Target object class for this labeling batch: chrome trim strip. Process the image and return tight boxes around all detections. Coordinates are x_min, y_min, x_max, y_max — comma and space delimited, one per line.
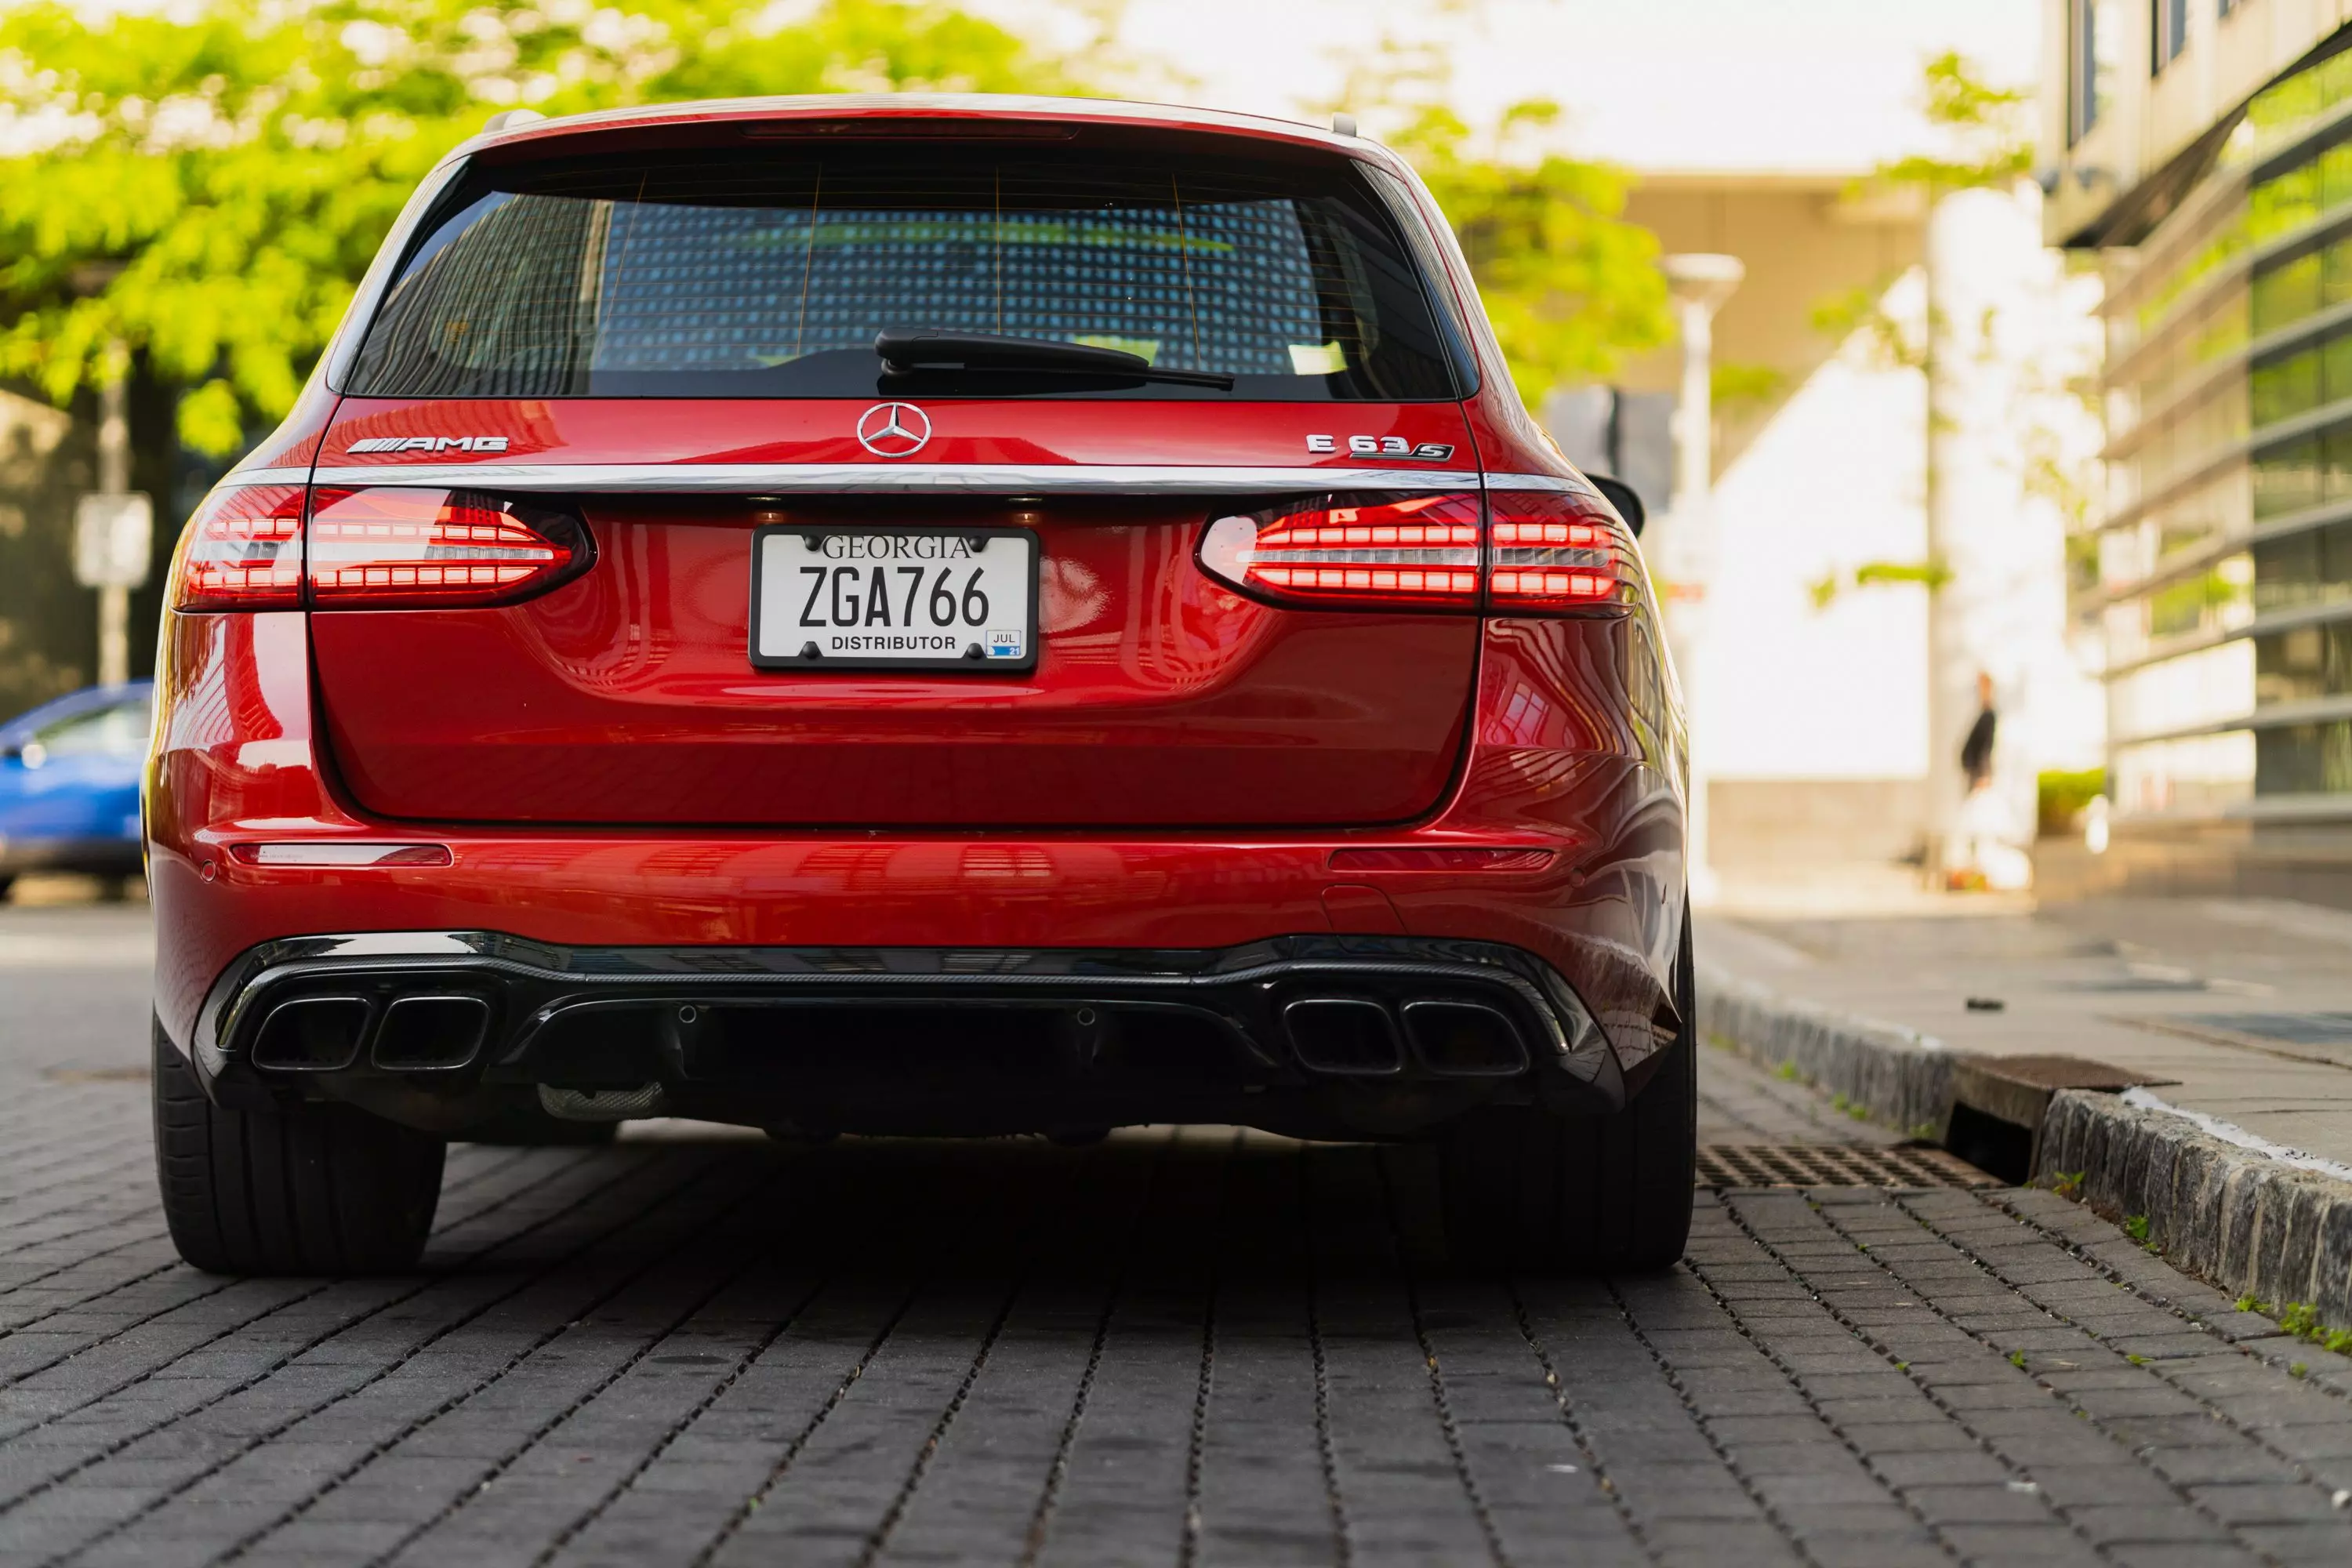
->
302, 462, 1492, 495
1486, 472, 1593, 495
228, 463, 1594, 497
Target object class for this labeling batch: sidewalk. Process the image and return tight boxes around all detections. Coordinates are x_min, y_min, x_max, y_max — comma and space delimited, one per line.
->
1697, 886, 2352, 1325
1703, 894, 2352, 1169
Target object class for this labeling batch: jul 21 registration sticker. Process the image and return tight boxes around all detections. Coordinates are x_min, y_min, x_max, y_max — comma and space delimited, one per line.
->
750, 527, 1039, 671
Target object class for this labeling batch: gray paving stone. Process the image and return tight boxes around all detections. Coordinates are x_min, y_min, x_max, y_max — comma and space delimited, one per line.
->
2024, 1462, 2198, 1508
1932, 1521, 2109, 1564
2058, 1501, 2234, 1544
2, 999, 2350, 1564
1798, 1531, 1950, 1568
2101, 1544, 2268, 1568
2187, 1480, 2352, 1523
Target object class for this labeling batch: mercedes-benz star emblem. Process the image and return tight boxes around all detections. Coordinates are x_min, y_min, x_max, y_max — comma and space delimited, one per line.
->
856, 401, 931, 459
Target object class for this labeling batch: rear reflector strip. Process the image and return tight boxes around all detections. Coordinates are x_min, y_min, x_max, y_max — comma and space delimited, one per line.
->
1327, 848, 1557, 872
230, 843, 452, 867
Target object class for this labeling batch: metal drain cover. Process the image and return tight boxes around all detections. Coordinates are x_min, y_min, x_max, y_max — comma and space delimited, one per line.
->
1697, 1143, 2004, 1189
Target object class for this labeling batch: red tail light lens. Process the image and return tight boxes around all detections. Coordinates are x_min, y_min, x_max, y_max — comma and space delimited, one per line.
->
172, 485, 304, 610
1486, 488, 1642, 610
1198, 492, 1483, 609
1196, 487, 1640, 616
307, 488, 586, 608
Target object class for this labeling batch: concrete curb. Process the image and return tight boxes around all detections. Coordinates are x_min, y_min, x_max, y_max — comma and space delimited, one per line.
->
2039, 1090, 2352, 1328
1698, 960, 2352, 1327
1697, 961, 1955, 1139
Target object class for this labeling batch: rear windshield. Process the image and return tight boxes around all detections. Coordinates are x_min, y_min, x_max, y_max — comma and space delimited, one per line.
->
347, 142, 1464, 401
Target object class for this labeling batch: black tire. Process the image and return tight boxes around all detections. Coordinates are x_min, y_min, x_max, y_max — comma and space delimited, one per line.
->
151, 1017, 446, 1275
1441, 910, 1697, 1274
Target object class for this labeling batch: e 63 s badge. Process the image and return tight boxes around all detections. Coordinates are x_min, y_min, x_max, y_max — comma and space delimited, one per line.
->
1308, 434, 1457, 461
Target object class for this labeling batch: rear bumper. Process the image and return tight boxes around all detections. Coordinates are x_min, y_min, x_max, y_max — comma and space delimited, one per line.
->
147, 612, 1689, 1102
181, 931, 1628, 1136
151, 826, 1683, 1102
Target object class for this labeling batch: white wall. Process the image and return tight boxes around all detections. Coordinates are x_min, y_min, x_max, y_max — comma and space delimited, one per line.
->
1698, 270, 1932, 782
1698, 214, 2107, 805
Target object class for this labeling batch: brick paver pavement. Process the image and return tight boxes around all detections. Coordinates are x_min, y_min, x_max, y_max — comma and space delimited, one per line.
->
3, 906, 2351, 1565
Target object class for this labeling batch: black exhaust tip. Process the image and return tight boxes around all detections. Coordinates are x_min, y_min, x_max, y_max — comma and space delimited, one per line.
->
1403, 1000, 1530, 1076
1283, 998, 1404, 1076
250, 996, 370, 1073
372, 995, 492, 1073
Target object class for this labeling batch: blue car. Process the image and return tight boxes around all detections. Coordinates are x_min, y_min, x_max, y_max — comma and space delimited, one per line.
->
0, 682, 153, 898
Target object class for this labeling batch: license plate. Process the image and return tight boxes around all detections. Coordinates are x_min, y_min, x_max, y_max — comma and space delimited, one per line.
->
750, 526, 1039, 671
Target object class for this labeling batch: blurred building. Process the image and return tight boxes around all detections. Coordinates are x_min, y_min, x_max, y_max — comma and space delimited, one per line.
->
1554, 173, 2105, 883
0, 379, 197, 727
2042, 1, 2352, 898
0, 389, 96, 720
1550, 176, 1930, 878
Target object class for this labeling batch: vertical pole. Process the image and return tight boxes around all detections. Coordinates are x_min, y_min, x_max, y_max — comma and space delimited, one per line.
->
1657, 254, 1744, 904
96, 344, 130, 688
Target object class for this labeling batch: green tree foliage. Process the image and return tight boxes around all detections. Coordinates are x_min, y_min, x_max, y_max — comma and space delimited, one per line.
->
1325, 39, 1669, 407
1811, 53, 2102, 626
3, 0, 1672, 454
1395, 103, 1671, 404
0, 0, 1084, 454
1877, 49, 2034, 196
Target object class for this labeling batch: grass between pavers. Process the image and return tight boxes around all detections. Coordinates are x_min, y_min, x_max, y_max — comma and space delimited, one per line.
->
1697, 964, 2352, 1343
2234, 1296, 2352, 1356
2035, 1090, 2352, 1338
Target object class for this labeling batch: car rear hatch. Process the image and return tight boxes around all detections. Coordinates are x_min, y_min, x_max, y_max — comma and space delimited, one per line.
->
299, 121, 1489, 829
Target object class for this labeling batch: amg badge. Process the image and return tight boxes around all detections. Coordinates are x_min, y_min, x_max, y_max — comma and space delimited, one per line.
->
347, 435, 511, 455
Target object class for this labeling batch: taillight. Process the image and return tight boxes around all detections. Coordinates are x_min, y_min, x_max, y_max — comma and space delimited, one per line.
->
172, 485, 304, 610
307, 488, 586, 608
1196, 486, 1641, 614
1199, 492, 1483, 609
1486, 488, 1642, 611
170, 484, 589, 612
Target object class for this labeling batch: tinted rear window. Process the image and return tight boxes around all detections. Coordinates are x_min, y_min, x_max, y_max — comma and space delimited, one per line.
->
347, 143, 1462, 401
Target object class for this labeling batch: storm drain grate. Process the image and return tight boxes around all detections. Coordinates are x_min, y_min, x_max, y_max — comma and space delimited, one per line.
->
1697, 1143, 2004, 1190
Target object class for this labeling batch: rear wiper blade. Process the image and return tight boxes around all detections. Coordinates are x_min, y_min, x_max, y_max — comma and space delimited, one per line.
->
873, 329, 1236, 390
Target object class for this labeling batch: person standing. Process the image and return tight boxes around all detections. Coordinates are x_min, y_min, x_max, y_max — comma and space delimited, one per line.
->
1951, 673, 2029, 890
1961, 671, 1998, 790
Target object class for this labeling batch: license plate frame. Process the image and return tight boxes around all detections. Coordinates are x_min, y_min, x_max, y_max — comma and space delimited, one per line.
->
748, 524, 1040, 673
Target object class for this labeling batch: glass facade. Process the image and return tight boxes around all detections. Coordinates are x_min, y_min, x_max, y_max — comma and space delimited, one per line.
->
2096, 46, 2352, 817
2070, 1, 2124, 144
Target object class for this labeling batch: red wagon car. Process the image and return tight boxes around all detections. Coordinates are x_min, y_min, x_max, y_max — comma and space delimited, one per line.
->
144, 95, 1692, 1276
